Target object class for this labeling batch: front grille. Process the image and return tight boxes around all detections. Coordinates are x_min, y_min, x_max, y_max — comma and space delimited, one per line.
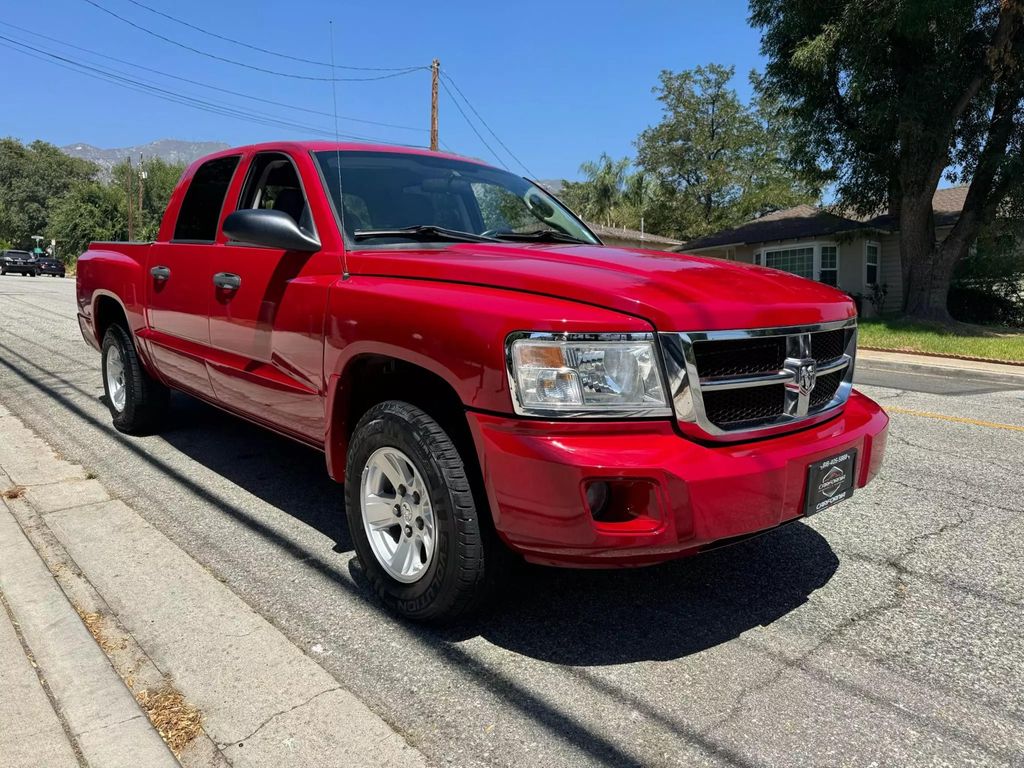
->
809, 370, 843, 408
692, 337, 785, 378
811, 329, 846, 363
703, 385, 785, 428
661, 320, 856, 440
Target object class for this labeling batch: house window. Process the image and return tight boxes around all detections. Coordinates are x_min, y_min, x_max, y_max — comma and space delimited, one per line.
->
865, 242, 880, 285
754, 242, 839, 285
761, 246, 815, 279
820, 246, 838, 286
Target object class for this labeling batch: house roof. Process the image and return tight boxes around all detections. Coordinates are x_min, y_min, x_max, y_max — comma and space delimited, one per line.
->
588, 223, 682, 246
680, 186, 969, 251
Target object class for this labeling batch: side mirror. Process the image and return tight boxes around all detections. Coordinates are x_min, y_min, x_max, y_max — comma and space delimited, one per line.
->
222, 209, 321, 252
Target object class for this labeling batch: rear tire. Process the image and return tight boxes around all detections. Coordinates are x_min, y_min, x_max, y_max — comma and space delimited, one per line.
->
101, 324, 170, 435
345, 400, 495, 622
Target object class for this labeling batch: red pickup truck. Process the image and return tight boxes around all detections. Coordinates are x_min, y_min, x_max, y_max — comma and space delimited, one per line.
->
77, 142, 888, 621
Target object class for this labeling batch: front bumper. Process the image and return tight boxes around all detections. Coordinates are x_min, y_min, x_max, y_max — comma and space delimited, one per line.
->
468, 390, 887, 567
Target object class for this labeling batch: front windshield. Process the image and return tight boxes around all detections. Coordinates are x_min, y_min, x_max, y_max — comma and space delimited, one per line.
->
314, 150, 599, 246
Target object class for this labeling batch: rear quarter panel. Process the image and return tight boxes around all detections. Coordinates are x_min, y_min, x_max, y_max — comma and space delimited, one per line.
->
76, 243, 151, 348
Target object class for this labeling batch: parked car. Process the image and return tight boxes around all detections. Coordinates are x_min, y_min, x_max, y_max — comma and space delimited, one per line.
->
1, 250, 39, 276
76, 142, 888, 621
36, 257, 66, 277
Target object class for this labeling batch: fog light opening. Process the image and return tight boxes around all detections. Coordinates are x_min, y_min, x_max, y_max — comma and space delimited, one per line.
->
585, 481, 611, 521
585, 479, 659, 525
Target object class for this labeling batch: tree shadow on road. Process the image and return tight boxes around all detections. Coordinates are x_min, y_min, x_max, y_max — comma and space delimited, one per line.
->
159, 393, 838, 667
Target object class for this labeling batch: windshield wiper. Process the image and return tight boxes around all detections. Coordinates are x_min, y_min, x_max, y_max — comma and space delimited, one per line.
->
490, 229, 589, 244
353, 225, 499, 244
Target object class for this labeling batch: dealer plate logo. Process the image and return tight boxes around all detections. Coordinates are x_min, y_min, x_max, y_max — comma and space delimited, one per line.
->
819, 466, 847, 497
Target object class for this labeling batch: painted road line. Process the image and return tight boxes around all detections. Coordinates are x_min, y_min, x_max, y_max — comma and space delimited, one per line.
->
886, 406, 1024, 433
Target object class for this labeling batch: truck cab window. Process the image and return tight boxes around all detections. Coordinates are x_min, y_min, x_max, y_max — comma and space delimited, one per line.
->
173, 155, 240, 242
238, 153, 314, 236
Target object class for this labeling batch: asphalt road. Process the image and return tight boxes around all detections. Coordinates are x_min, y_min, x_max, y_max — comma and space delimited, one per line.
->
2, 276, 1023, 768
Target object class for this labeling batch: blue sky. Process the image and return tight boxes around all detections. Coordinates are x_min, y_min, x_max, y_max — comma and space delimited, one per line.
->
0, 0, 764, 180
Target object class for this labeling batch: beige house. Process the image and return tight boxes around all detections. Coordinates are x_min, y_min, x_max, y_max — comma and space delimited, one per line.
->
678, 187, 969, 315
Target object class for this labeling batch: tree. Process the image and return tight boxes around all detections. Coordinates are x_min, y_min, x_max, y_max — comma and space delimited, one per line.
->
47, 181, 126, 260
561, 154, 631, 226
635, 64, 818, 239
750, 0, 1024, 320
0, 138, 97, 248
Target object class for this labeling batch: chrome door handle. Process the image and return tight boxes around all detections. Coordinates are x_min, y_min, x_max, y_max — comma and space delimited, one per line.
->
150, 265, 171, 281
213, 272, 242, 291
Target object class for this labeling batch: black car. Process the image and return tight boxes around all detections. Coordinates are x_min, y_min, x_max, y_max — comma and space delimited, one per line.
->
1, 250, 39, 276
36, 257, 66, 277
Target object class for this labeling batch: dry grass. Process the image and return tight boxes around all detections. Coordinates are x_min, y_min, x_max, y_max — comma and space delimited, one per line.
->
2, 485, 26, 500
77, 611, 126, 654
136, 682, 204, 755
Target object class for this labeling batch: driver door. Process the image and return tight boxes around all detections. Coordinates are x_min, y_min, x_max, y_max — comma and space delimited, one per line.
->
206, 151, 340, 444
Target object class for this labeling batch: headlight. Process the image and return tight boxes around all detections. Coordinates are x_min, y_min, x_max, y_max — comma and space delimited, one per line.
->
506, 333, 671, 417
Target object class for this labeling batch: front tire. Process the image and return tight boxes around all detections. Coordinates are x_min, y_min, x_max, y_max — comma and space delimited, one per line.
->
345, 400, 494, 622
101, 324, 169, 434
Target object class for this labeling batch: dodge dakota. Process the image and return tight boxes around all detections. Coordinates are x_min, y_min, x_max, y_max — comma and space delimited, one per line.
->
76, 142, 888, 621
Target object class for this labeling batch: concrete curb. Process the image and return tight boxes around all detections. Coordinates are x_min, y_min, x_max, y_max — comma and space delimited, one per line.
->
0, 483, 180, 768
0, 404, 429, 768
857, 350, 1024, 387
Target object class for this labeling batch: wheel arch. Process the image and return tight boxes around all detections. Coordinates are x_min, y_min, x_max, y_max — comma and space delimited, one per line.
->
325, 349, 474, 485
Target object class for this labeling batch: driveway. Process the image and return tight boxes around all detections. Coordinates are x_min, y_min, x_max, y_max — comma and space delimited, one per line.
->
2, 276, 1023, 767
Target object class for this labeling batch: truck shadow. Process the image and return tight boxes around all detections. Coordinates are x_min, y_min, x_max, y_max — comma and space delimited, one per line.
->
160, 393, 838, 666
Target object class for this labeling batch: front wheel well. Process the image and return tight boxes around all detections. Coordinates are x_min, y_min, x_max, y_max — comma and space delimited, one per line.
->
331, 356, 478, 482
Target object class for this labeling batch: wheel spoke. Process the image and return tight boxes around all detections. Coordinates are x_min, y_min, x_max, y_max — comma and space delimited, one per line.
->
390, 536, 414, 575
363, 493, 397, 528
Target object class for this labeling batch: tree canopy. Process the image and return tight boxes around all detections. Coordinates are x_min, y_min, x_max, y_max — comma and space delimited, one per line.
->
0, 138, 185, 261
750, 0, 1024, 319
562, 65, 819, 240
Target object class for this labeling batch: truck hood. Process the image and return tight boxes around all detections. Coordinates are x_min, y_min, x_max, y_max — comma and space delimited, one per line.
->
345, 243, 856, 331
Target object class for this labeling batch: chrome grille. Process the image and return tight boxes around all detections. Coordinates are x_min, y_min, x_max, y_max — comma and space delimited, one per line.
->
660, 318, 857, 440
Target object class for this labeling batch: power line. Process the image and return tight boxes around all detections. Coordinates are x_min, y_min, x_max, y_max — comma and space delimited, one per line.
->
122, 0, 412, 71
0, 20, 428, 134
438, 77, 509, 169
440, 71, 535, 177
0, 35, 425, 147
80, 0, 428, 82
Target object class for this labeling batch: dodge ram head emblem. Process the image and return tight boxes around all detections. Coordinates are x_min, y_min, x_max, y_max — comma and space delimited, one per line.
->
795, 361, 817, 396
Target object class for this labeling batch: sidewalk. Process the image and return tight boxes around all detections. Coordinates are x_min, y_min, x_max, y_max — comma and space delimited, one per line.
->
857, 347, 1024, 386
0, 402, 429, 768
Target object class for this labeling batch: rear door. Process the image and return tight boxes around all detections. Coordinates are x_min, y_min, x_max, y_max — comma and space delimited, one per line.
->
206, 150, 340, 444
145, 155, 240, 397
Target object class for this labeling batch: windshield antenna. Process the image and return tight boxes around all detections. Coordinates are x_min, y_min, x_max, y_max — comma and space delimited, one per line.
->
328, 20, 347, 264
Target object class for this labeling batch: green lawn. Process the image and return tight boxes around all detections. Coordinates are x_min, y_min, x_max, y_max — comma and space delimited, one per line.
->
858, 318, 1024, 363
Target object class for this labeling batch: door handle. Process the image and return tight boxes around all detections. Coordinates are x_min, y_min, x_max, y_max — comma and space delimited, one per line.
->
150, 265, 171, 281
213, 272, 242, 291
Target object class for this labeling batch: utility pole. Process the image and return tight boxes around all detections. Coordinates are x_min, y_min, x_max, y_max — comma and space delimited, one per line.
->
126, 156, 134, 242
430, 58, 440, 151
137, 154, 146, 225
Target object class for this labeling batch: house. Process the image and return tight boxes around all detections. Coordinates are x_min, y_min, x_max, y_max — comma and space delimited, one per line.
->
589, 223, 682, 252
677, 187, 970, 315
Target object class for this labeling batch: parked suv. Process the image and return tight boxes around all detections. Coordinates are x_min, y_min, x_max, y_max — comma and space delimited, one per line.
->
1, 250, 38, 276
76, 142, 889, 621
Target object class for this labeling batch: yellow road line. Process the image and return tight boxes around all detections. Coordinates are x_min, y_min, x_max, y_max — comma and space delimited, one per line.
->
886, 406, 1024, 433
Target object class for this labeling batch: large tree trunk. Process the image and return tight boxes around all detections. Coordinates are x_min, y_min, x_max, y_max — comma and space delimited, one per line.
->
899, 186, 953, 321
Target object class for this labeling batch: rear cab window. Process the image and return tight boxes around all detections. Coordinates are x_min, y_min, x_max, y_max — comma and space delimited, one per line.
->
173, 156, 241, 242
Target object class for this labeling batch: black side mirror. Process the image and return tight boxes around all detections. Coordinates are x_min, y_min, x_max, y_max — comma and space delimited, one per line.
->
222, 209, 321, 252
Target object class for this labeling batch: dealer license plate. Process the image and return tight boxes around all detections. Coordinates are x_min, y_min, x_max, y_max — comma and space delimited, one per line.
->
804, 449, 857, 516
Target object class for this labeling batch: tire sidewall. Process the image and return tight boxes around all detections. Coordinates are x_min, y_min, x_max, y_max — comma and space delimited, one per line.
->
346, 405, 465, 618
101, 327, 139, 431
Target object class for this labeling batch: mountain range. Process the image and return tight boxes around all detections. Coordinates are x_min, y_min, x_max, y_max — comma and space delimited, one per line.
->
61, 139, 230, 176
